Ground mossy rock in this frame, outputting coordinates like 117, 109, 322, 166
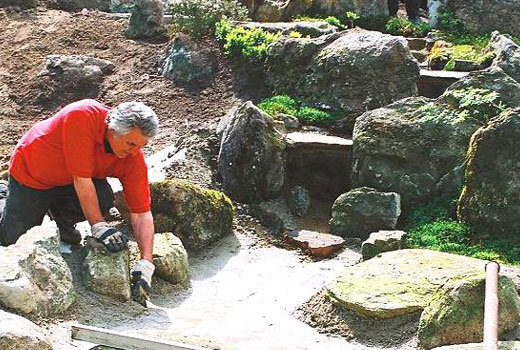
418, 273, 520, 349
149, 179, 234, 252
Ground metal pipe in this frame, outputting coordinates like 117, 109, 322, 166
484, 261, 500, 350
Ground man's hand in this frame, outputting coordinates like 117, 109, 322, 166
131, 259, 155, 306
91, 221, 128, 252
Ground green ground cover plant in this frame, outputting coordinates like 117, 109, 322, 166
258, 95, 336, 125
384, 17, 430, 37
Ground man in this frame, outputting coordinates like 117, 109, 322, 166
0, 99, 159, 306
388, 0, 421, 23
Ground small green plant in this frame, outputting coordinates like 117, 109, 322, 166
384, 17, 430, 37
443, 87, 507, 125
258, 95, 298, 117
297, 106, 333, 123
324, 16, 345, 29
169, 0, 249, 38
289, 31, 303, 38
427, 41, 451, 69
344, 11, 360, 22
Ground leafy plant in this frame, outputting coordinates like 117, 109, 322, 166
344, 11, 360, 21
426, 41, 451, 69
168, 0, 249, 38
443, 88, 507, 125
297, 106, 333, 123
324, 16, 345, 29
384, 17, 431, 37
289, 31, 303, 38
258, 95, 298, 117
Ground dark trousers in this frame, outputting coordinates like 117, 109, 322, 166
388, 0, 420, 20
0, 177, 114, 246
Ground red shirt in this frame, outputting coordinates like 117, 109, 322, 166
9, 99, 151, 213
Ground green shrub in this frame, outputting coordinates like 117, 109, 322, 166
258, 95, 298, 117
169, 0, 249, 38
384, 17, 431, 37
324, 16, 345, 29
297, 106, 333, 123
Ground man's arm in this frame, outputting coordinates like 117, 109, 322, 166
130, 211, 154, 261
73, 176, 104, 225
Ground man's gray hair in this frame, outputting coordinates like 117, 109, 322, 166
107, 101, 159, 138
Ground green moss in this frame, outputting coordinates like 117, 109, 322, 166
384, 17, 431, 38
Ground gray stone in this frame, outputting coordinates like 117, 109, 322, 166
327, 249, 487, 318
47, 0, 110, 11
0, 0, 36, 8
313, 0, 388, 17
158, 33, 217, 83
83, 237, 131, 301
254, 0, 313, 22
432, 341, 520, 350
253, 199, 297, 235
330, 187, 401, 239
446, 0, 520, 37
288, 185, 311, 217
153, 232, 189, 284
41, 55, 114, 88
0, 310, 52, 350
418, 273, 520, 349
278, 113, 300, 130
353, 67, 520, 210
125, 0, 167, 40
0, 226, 75, 316
266, 29, 420, 131
236, 20, 338, 38
361, 230, 406, 260
488, 31, 520, 83
218, 101, 286, 203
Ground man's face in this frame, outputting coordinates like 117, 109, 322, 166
108, 128, 149, 158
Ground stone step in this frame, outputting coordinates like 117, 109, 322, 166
407, 37, 427, 51
418, 69, 471, 98
286, 230, 344, 257
411, 49, 427, 63
286, 132, 353, 149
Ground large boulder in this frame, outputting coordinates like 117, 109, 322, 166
446, 0, 520, 37
458, 108, 520, 235
266, 29, 420, 130
352, 67, 520, 209
83, 237, 131, 301
125, 0, 167, 40
218, 101, 286, 203
158, 33, 217, 83
147, 180, 234, 251
327, 249, 486, 318
312, 0, 389, 17
153, 232, 189, 284
330, 187, 401, 239
0, 310, 52, 350
253, 0, 313, 22
488, 32, 520, 83
418, 273, 520, 349
0, 226, 75, 316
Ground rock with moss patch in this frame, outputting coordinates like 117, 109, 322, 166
0, 226, 75, 316
266, 29, 419, 131
313, 0, 388, 17
218, 101, 286, 203
327, 249, 486, 318
458, 108, 520, 235
361, 230, 406, 260
352, 67, 520, 210
145, 179, 234, 251
153, 232, 189, 284
330, 187, 400, 239
125, 0, 167, 40
418, 273, 520, 349
488, 31, 520, 83
0, 310, 52, 350
83, 237, 131, 301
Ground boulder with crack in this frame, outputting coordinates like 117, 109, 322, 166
361, 230, 406, 260
153, 232, 189, 284
83, 237, 131, 301
125, 0, 167, 40
418, 273, 520, 349
330, 187, 401, 239
0, 310, 52, 350
218, 101, 286, 203
0, 226, 75, 316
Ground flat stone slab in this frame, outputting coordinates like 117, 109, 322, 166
433, 341, 520, 350
327, 249, 486, 318
286, 230, 344, 257
286, 132, 353, 148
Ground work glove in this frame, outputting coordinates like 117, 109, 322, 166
91, 222, 128, 252
131, 259, 155, 306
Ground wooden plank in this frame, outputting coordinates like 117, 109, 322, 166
71, 324, 210, 350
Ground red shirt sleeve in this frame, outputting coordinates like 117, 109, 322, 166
120, 152, 151, 213
61, 109, 96, 178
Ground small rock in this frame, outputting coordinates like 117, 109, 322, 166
361, 230, 407, 260
288, 185, 311, 217
153, 232, 189, 284
83, 237, 131, 301
278, 113, 300, 130
0, 310, 52, 350
286, 230, 344, 257
125, 0, 167, 40
252, 199, 297, 235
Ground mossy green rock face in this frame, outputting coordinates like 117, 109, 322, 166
0, 226, 75, 316
153, 232, 189, 284
330, 187, 401, 239
327, 249, 486, 318
458, 108, 520, 235
352, 67, 520, 210
418, 273, 520, 349
218, 101, 286, 203
150, 180, 234, 252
